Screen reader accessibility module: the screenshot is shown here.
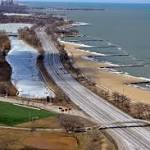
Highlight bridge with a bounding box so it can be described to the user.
[7,32,18,37]
[71,119,150,132]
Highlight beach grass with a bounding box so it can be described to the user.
[0,101,57,126]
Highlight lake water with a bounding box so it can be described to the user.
[25,2,150,87]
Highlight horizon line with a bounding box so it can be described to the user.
[20,1,150,4]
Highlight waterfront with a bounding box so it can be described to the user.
[25,2,150,88]
[24,2,150,88]
[66,5,150,80]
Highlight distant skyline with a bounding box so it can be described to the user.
[20,0,150,4]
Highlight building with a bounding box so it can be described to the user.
[1,0,14,6]
[0,0,27,13]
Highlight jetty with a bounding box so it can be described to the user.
[129,81,150,85]
[100,64,145,69]
[8,33,18,37]
[91,54,129,57]
[95,45,117,49]
[68,39,104,42]
[47,7,105,11]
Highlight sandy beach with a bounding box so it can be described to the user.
[63,42,150,105]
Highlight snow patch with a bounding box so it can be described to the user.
[6,37,55,99]
[4,13,32,17]
[72,22,90,26]
[58,38,92,48]
[82,56,96,62]
[0,23,33,34]
[79,49,106,56]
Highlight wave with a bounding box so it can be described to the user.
[72,22,90,26]
[138,77,150,82]
[82,56,96,62]
[58,38,93,48]
[79,49,106,56]
[98,61,150,83]
[4,13,32,17]
[60,35,150,86]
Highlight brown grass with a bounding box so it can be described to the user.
[0,114,117,150]
[0,129,77,150]
[76,131,117,150]
[17,116,62,129]
[0,127,117,150]
[24,132,77,150]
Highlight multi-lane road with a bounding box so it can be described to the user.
[36,29,150,150]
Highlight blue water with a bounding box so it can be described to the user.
[24,2,150,10]
[25,2,150,82]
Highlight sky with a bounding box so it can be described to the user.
[20,0,150,3]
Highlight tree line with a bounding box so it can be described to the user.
[99,90,150,120]
[0,31,11,55]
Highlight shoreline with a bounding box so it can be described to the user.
[61,40,145,80]
[61,40,150,105]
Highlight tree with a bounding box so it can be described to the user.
[0,31,11,53]
[86,129,103,150]
[58,114,84,132]
[132,103,150,119]
[112,92,131,113]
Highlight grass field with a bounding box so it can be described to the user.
[0,101,57,126]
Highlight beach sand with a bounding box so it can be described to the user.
[63,42,150,105]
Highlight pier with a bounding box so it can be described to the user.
[129,81,150,85]
[90,54,129,57]
[68,39,103,42]
[95,45,117,48]
[100,64,145,69]
[8,33,18,37]
[105,54,129,57]
[46,7,105,11]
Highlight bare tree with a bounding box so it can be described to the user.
[132,103,150,119]
[112,92,131,113]
[18,27,42,51]
[86,129,103,150]
[0,31,11,53]
[58,114,84,132]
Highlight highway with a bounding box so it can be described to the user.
[36,29,150,150]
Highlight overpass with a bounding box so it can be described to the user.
[7,32,18,37]
[72,119,150,132]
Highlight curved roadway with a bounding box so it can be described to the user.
[36,29,150,150]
